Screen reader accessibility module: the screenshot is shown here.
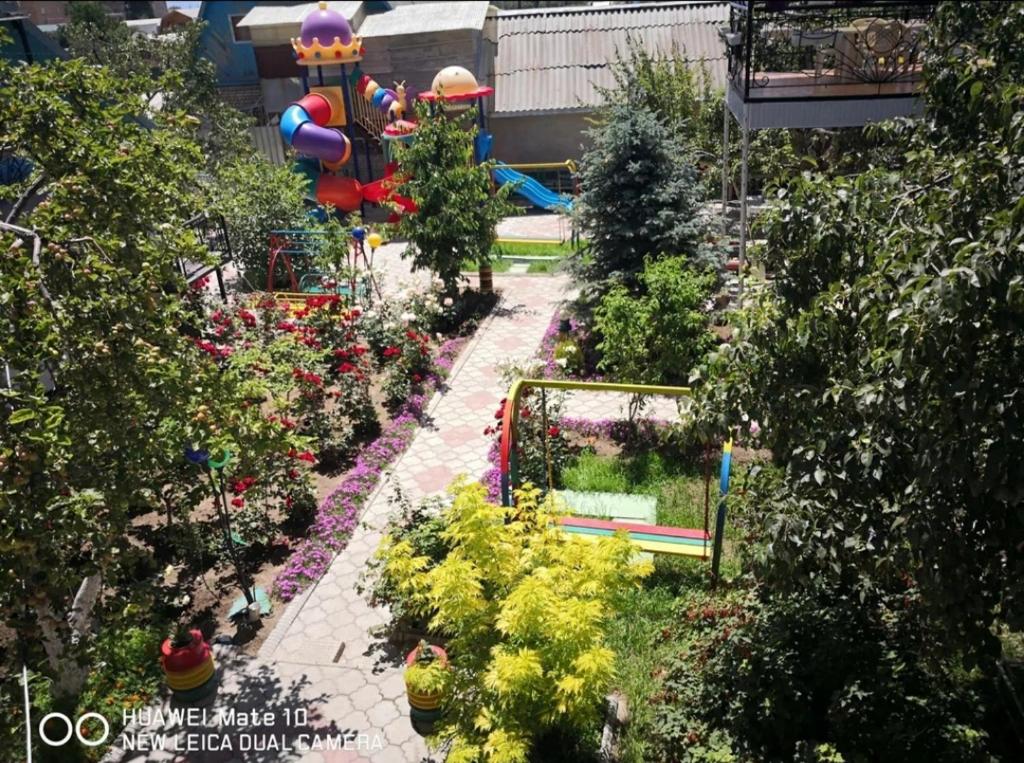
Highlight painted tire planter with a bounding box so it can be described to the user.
[404,642,449,736]
[160,629,218,705]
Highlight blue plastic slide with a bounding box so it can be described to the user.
[493,162,573,212]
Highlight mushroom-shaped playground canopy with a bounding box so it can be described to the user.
[418,65,494,102]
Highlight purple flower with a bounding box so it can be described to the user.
[274,336,469,600]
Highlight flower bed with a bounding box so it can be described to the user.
[538,309,602,380]
[274,337,466,600]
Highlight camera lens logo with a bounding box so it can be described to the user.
[38,712,110,748]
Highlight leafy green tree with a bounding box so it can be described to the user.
[574,102,716,293]
[694,0,1024,672]
[0,46,306,752]
[205,158,310,290]
[662,4,1024,758]
[594,257,716,386]
[65,8,253,167]
[0,54,206,705]
[395,100,516,294]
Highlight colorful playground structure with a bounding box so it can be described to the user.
[277,1,574,219]
[498,379,733,578]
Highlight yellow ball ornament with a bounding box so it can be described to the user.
[367,232,383,249]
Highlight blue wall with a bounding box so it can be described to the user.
[197,1,260,87]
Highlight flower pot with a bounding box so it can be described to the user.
[160,629,218,706]
[404,642,449,736]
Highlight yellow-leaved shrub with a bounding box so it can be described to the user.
[375,479,652,762]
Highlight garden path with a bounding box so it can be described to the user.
[256,275,571,762]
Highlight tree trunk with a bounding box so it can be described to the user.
[37,574,102,700]
[478,264,493,293]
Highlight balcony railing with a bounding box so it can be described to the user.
[724,1,937,102]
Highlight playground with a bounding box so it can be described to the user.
[4,1,1021,761]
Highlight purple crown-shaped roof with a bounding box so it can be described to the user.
[300,2,353,47]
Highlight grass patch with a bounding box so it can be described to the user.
[492,240,575,258]
[526,260,561,274]
[558,445,751,762]
[561,450,739,539]
[460,241,574,272]
[608,562,717,763]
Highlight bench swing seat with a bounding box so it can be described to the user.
[558,516,712,559]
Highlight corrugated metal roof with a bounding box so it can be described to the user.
[238,1,362,29]
[359,1,490,38]
[494,1,728,115]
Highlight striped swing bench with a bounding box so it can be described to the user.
[498,379,734,573]
[557,516,712,558]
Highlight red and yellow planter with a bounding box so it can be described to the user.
[160,630,218,705]
[404,643,449,735]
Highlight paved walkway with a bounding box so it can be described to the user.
[105,270,688,763]
[257,276,569,762]
[108,276,569,763]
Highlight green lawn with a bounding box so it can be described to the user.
[561,450,725,533]
[560,447,744,763]
[493,240,575,258]
[460,240,575,272]
[526,259,560,273]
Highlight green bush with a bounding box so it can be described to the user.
[375,481,651,762]
[594,257,716,385]
[206,158,309,289]
[650,581,992,762]
[552,339,583,375]
[30,625,166,761]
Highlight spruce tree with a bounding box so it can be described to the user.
[575,102,715,294]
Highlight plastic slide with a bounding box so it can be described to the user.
[492,162,573,212]
[475,131,493,163]
[361,162,417,219]
[280,93,362,212]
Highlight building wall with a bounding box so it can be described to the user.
[198,0,259,89]
[13,1,166,24]
[360,28,486,101]
[489,111,592,164]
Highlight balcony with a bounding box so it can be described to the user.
[723,1,937,129]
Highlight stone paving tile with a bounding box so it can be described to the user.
[559,390,684,421]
